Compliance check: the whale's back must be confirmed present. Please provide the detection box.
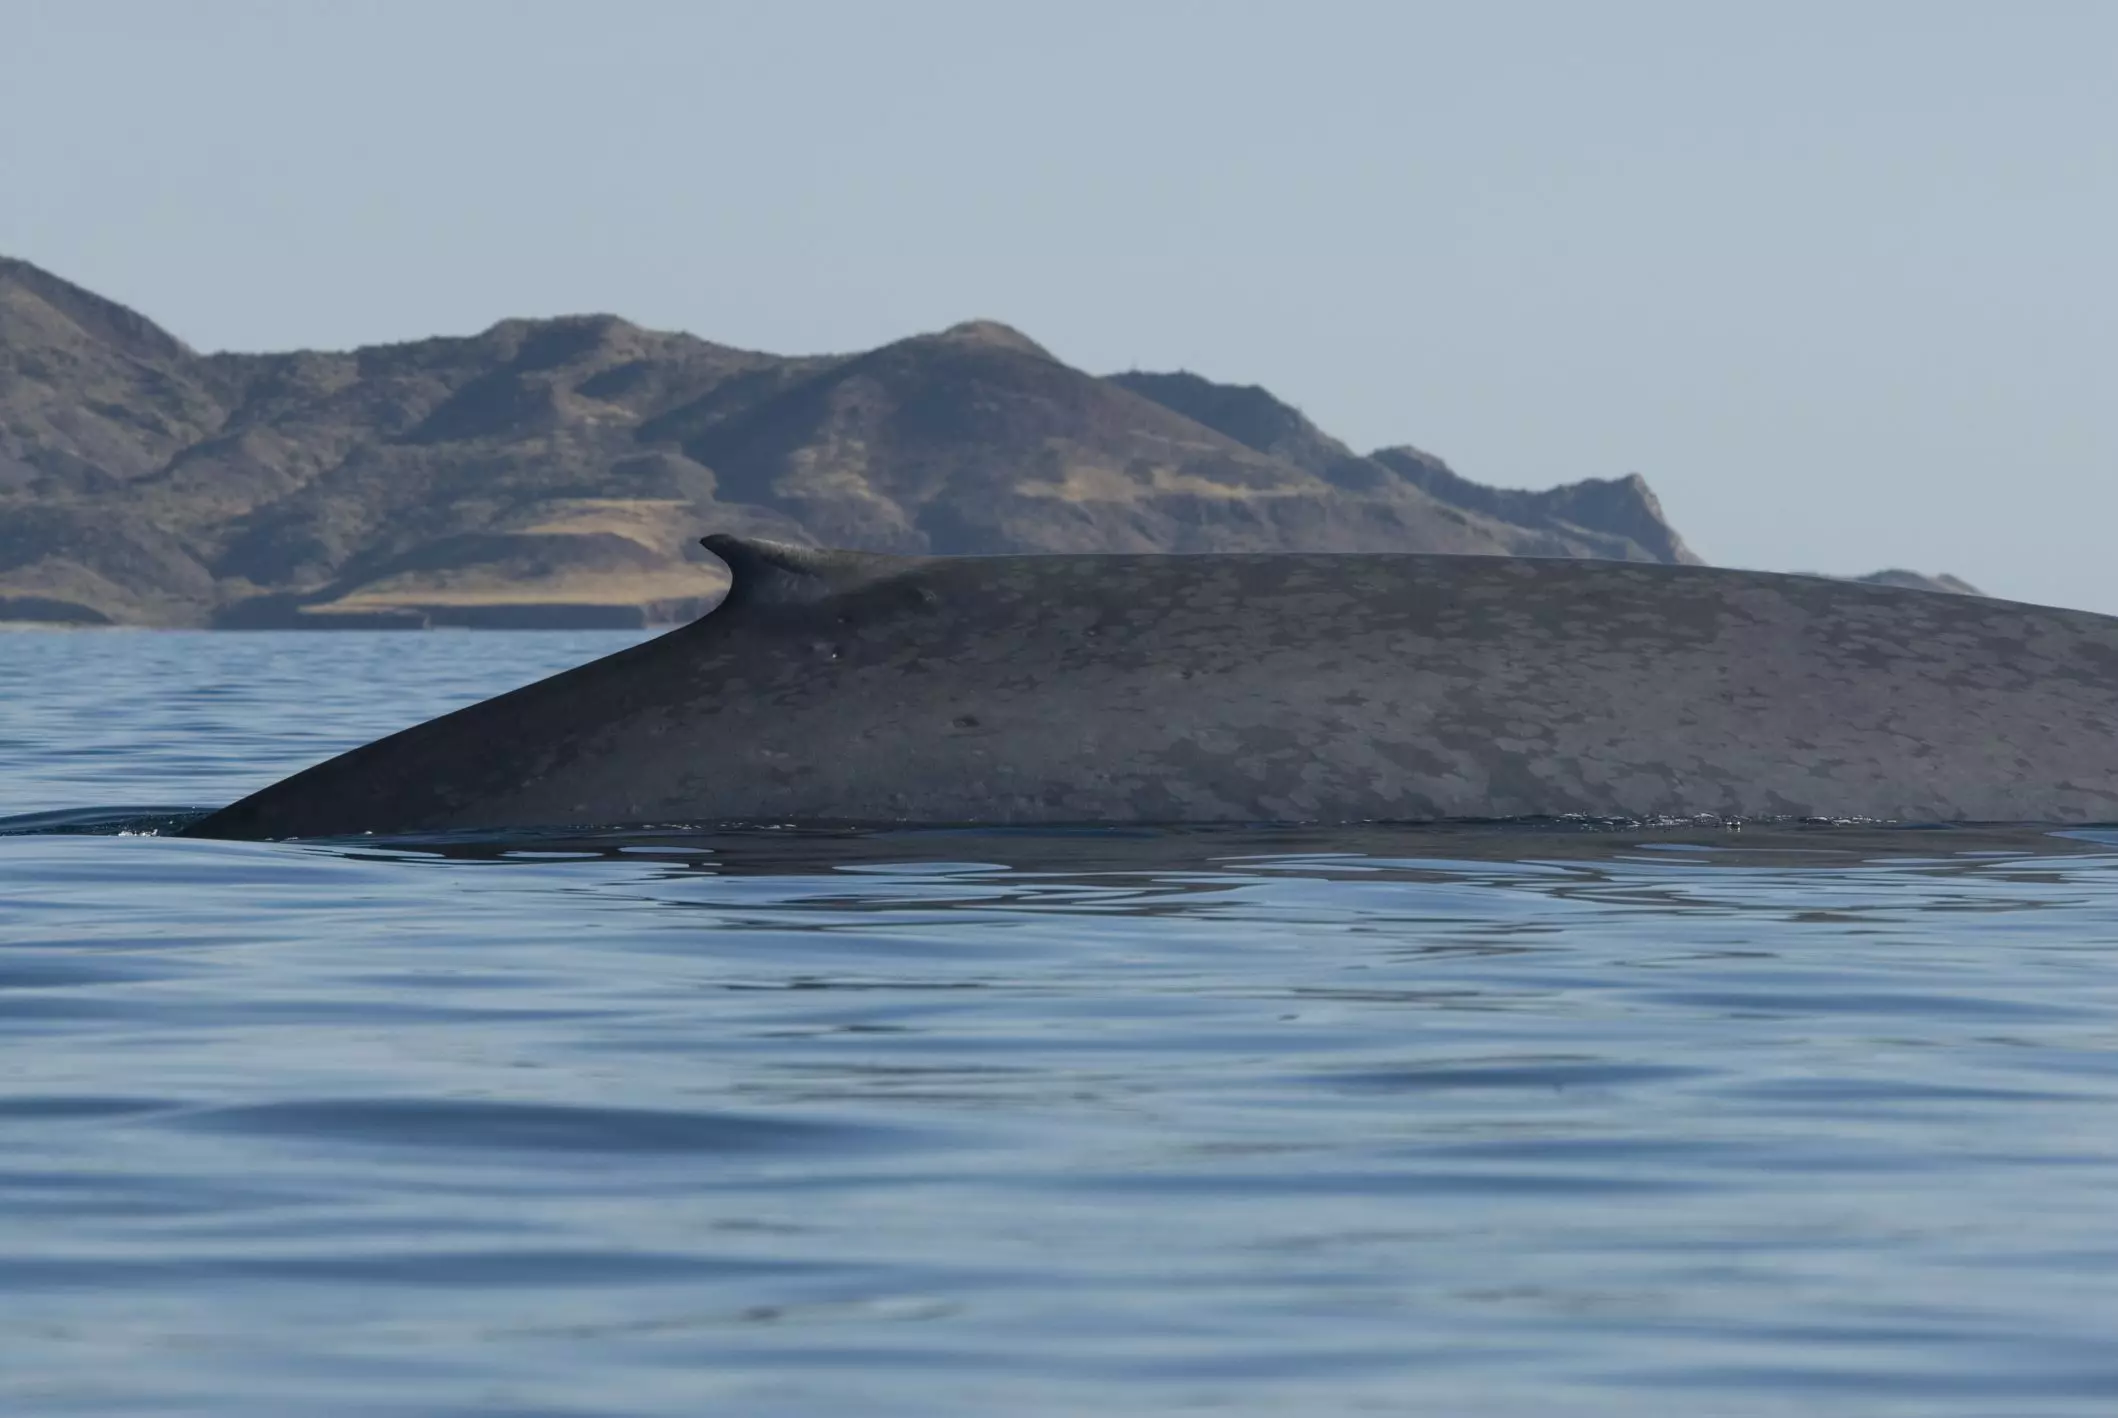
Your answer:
[185,540,2118,837]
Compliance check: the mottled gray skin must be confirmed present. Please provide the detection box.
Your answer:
[186,534,2118,839]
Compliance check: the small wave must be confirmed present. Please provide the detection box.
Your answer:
[0,805,210,836]
[174,1097,928,1157]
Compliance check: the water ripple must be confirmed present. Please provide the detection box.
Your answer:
[176,1098,925,1156]
[7,630,2118,1415]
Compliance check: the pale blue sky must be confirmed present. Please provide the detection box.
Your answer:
[6,1,2114,609]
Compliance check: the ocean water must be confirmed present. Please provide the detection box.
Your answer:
[5,629,2118,1417]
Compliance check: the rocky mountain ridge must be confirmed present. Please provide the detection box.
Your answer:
[0,256,1960,627]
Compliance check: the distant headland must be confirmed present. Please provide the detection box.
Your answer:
[0,257,1973,628]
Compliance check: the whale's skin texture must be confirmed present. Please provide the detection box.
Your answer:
[184,535,2118,839]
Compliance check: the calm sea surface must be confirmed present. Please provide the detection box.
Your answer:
[5,629,2118,1416]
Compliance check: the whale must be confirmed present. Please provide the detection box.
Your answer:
[183,534,2118,840]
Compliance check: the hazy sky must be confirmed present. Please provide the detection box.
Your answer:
[6,1,2114,610]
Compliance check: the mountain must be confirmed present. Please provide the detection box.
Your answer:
[1853,569,1983,596]
[2,256,1709,627]
[1108,372,1700,565]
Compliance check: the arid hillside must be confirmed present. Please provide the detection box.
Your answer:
[2,256,1752,627]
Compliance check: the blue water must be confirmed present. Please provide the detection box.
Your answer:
[6,630,2118,1416]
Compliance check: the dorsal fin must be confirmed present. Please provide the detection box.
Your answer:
[700,534,911,609]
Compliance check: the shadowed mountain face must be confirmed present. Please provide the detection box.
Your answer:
[0,254,1843,627]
